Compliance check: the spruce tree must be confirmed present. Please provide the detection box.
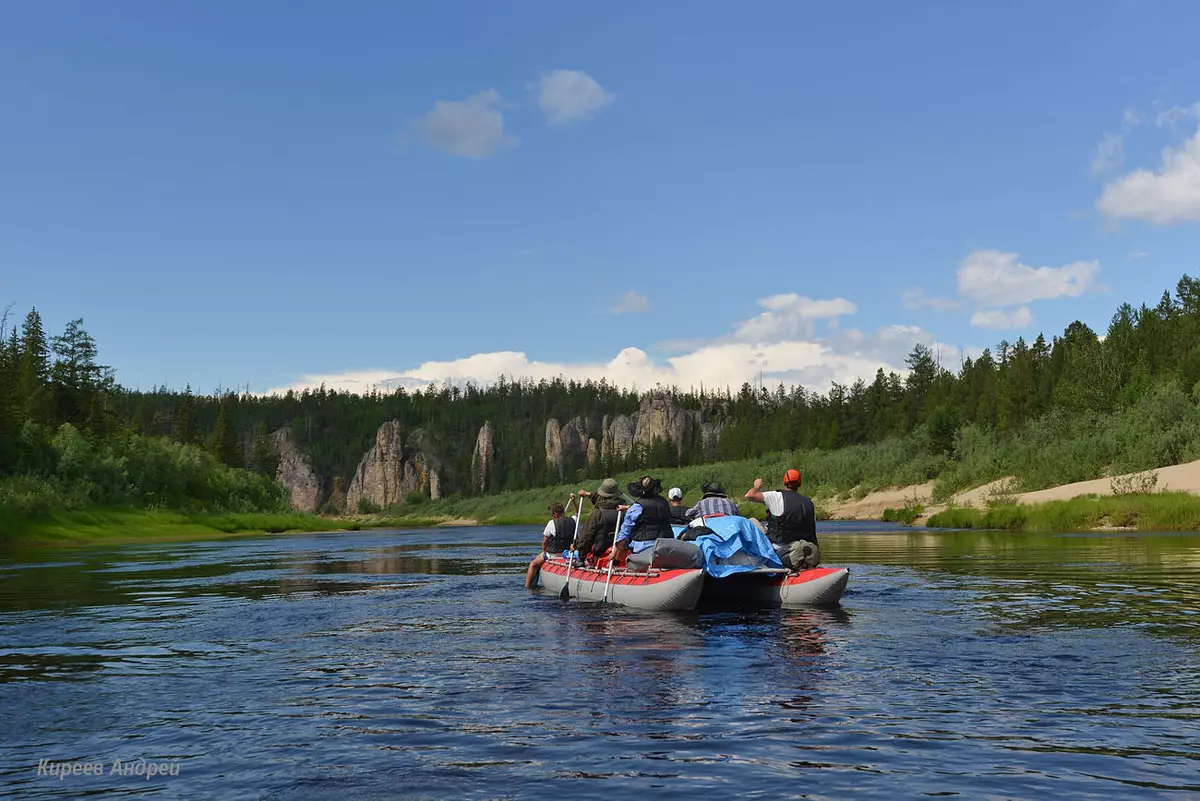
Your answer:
[17,308,51,423]
[210,395,240,467]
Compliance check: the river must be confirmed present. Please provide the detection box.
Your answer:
[1,522,1198,799]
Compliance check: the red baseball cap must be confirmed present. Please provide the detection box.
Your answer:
[783,469,801,485]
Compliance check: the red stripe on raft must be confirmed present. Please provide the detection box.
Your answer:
[782,567,844,585]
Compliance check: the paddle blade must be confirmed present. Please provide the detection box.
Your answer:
[559,584,570,601]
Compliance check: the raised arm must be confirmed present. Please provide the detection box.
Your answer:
[744,477,766,504]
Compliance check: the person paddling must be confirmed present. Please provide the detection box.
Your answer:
[611,476,673,567]
[744,470,820,570]
[525,499,577,589]
[575,478,623,562]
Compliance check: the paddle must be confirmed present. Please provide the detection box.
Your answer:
[602,508,624,604]
[560,495,585,601]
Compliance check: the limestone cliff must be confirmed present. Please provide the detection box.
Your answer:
[634,393,695,457]
[471,421,495,493]
[601,413,638,462]
[345,420,407,512]
[271,427,321,512]
[545,415,595,479]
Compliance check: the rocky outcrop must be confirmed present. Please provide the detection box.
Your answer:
[601,413,638,462]
[471,421,494,493]
[346,421,443,512]
[634,393,695,456]
[272,427,321,512]
[545,416,595,479]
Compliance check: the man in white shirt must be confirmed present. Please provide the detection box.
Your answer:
[744,469,820,570]
[524,499,577,588]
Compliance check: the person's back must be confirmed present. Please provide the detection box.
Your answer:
[576,478,623,559]
[667,487,691,523]
[744,470,820,570]
[687,481,740,519]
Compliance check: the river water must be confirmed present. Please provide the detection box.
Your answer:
[1,522,1198,799]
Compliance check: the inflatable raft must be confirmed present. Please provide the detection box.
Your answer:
[699,566,850,608]
[537,557,848,610]
[537,557,705,611]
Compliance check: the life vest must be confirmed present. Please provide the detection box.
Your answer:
[765,489,817,545]
[669,505,690,523]
[630,495,674,542]
[548,516,576,552]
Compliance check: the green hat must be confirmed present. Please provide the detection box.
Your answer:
[597,478,620,497]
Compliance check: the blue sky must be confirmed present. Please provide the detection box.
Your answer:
[3,1,1200,394]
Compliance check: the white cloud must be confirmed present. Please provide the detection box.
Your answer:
[731,294,856,342]
[1091,131,1125,175]
[970,306,1034,330]
[1128,250,1150,261]
[956,249,1101,307]
[263,294,961,396]
[534,70,614,124]
[1155,103,1200,129]
[901,288,960,311]
[610,290,651,314]
[416,90,515,158]
[1097,125,1200,224]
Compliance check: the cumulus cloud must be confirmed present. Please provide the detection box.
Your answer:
[970,306,1034,330]
[731,294,857,342]
[263,295,959,396]
[416,90,515,158]
[534,70,615,124]
[901,288,960,311]
[610,290,651,314]
[1097,124,1200,224]
[956,249,1101,307]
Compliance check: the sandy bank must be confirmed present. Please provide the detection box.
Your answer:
[823,459,1200,523]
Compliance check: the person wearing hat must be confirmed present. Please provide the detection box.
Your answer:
[524,497,577,589]
[611,476,674,566]
[666,487,691,523]
[686,480,740,520]
[574,478,624,562]
[744,469,820,570]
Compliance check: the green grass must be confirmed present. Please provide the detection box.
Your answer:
[0,507,366,546]
[925,492,1200,532]
[881,505,924,525]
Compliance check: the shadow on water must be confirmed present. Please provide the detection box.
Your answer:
[1,525,1198,799]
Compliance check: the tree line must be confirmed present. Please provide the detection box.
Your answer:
[3,274,1199,514]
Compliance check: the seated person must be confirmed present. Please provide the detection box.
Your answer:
[610,476,673,568]
[667,487,692,523]
[524,500,576,588]
[575,478,623,562]
[686,480,740,519]
[744,470,821,570]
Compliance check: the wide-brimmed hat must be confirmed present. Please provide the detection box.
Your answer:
[701,480,726,497]
[596,478,620,497]
[627,476,662,498]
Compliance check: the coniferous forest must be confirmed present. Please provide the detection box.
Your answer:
[2,274,1200,522]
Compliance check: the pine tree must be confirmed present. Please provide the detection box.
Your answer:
[210,395,240,467]
[17,308,51,423]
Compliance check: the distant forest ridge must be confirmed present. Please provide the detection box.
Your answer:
[2,274,1200,511]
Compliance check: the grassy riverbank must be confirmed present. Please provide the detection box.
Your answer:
[925,492,1200,532]
[0,507,372,546]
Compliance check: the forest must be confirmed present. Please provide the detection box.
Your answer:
[2,274,1199,519]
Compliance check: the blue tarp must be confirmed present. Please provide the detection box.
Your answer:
[674,516,783,578]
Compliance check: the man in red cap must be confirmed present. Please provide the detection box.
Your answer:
[744,469,820,570]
